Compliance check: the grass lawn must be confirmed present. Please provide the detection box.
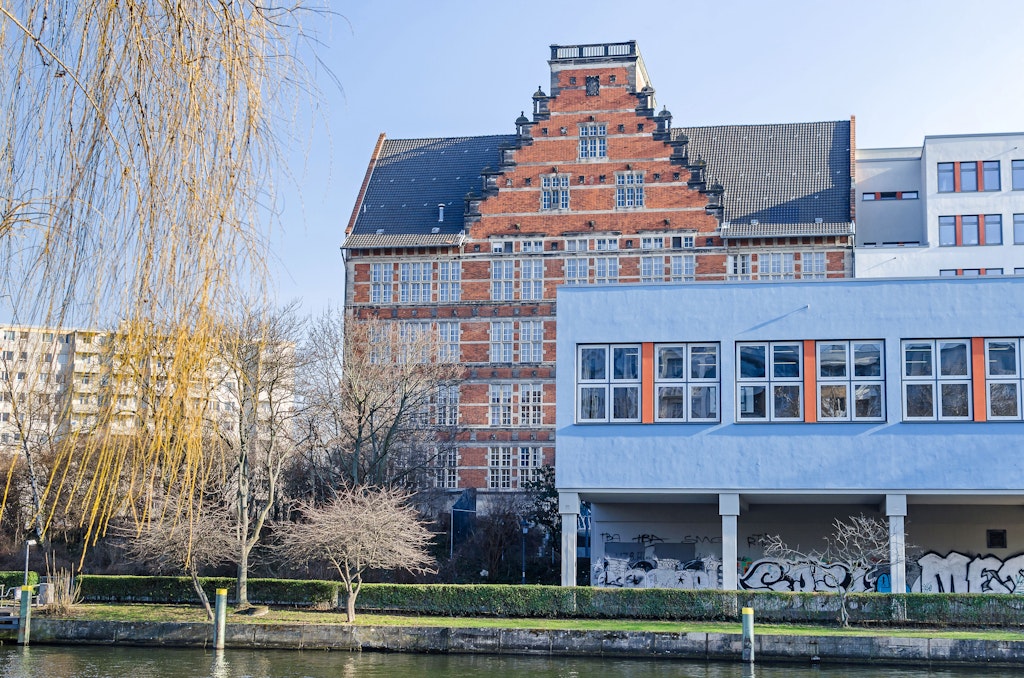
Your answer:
[45,604,1024,642]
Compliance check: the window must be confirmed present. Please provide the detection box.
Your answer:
[520,259,544,300]
[576,344,640,422]
[1013,160,1024,190]
[491,260,515,300]
[902,340,971,420]
[434,384,460,426]
[938,162,955,192]
[641,236,663,250]
[594,257,619,284]
[615,172,645,208]
[433,448,459,489]
[940,269,957,277]
[670,255,696,282]
[960,162,978,192]
[564,258,588,285]
[578,123,607,159]
[727,254,752,280]
[1014,215,1024,244]
[655,343,720,422]
[398,322,430,364]
[986,339,1022,420]
[522,240,544,253]
[541,174,570,210]
[640,256,662,283]
[491,241,513,254]
[986,268,1003,276]
[438,321,459,362]
[518,447,542,485]
[817,341,885,421]
[489,384,512,426]
[520,321,544,363]
[490,321,514,363]
[761,252,795,280]
[370,263,392,304]
[983,161,1001,191]
[399,262,431,303]
[488,447,513,489]
[737,342,802,422]
[802,252,826,279]
[595,238,618,251]
[438,261,461,302]
[1,331,13,341]
[962,216,979,246]
[984,215,1003,245]
[939,216,956,246]
[565,238,588,252]
[487,446,541,489]
[519,383,543,426]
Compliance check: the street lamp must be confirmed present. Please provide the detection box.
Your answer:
[520,519,529,585]
[23,539,36,587]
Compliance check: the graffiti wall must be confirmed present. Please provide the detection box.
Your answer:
[911,551,1024,593]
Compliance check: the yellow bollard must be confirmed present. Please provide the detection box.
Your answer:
[213,588,227,650]
[741,606,754,663]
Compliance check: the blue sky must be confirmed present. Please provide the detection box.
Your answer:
[269,0,1024,312]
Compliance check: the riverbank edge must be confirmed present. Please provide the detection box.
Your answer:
[7,619,1024,667]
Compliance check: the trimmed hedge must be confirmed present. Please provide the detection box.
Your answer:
[79,575,338,607]
[0,571,38,593]
[73,576,1024,627]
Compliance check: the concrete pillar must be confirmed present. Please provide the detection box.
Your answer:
[559,492,580,587]
[720,493,740,591]
[886,494,908,595]
[213,588,227,649]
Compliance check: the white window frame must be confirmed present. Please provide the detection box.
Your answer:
[564,257,589,286]
[491,260,515,301]
[437,321,459,362]
[761,252,795,280]
[489,383,513,426]
[433,447,459,489]
[399,262,431,303]
[564,238,588,252]
[615,172,645,208]
[654,343,720,423]
[520,259,544,300]
[802,252,826,279]
[519,383,543,426]
[594,257,619,284]
[901,339,972,421]
[727,254,753,281]
[641,236,664,250]
[370,263,393,303]
[670,254,696,282]
[490,321,514,363]
[640,255,662,283]
[541,173,570,210]
[578,123,607,159]
[576,344,641,423]
[985,338,1022,420]
[519,320,544,363]
[736,342,803,422]
[816,341,885,422]
[518,446,543,486]
[438,261,461,302]
[434,384,460,426]
[487,446,514,489]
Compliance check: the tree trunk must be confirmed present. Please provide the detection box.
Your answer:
[237,551,249,608]
[191,569,213,621]
[20,442,47,546]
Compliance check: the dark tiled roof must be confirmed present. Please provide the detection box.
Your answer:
[343,233,466,249]
[675,120,852,225]
[347,135,515,239]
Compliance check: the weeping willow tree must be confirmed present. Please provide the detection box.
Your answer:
[0,2,324,545]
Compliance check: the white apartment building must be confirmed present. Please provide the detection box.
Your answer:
[856,132,1024,277]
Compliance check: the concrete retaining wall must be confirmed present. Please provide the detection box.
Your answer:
[17,619,1024,667]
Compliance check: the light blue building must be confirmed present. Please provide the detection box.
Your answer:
[556,277,1024,594]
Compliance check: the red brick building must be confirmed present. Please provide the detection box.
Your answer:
[342,41,854,499]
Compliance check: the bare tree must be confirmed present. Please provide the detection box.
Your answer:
[0,0,326,539]
[276,486,435,622]
[764,514,904,627]
[117,498,235,620]
[296,313,461,492]
[212,302,303,608]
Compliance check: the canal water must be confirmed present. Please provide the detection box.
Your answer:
[0,646,1019,678]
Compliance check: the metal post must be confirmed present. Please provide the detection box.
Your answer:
[17,586,31,645]
[741,606,755,663]
[213,588,227,650]
[520,519,528,585]
[23,539,36,587]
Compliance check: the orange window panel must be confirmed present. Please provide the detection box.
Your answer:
[642,342,655,423]
[803,340,817,423]
[972,337,986,422]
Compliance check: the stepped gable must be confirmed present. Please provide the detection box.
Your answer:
[347,135,515,240]
[675,120,852,226]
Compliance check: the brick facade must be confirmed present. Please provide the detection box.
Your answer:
[342,42,854,498]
